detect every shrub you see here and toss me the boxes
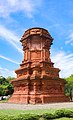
[55,109,73,118]
[0,115,17,120]
[42,113,56,119]
[64,109,73,118]
[0,114,40,120]
[55,109,65,118]
[17,114,39,120]
[0,109,73,120]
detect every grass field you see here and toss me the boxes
[55,118,73,120]
[0,108,55,115]
[0,108,73,114]
[0,99,7,103]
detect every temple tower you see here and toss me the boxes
[9,28,69,104]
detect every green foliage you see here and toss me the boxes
[42,113,56,119]
[0,114,39,120]
[0,76,6,84]
[55,109,66,118]
[0,86,5,96]
[64,74,73,99]
[0,76,14,97]
[0,109,73,120]
[17,114,39,120]
[55,109,73,118]
[41,109,73,119]
[6,76,15,82]
[66,74,73,81]
[64,110,73,117]
[0,114,17,120]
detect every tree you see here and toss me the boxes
[0,76,14,97]
[6,84,14,95]
[0,86,5,96]
[6,76,15,82]
[0,76,6,84]
[65,74,73,101]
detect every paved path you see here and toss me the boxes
[0,102,73,110]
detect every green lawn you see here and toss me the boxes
[0,108,55,115]
[0,99,8,103]
[55,118,73,120]
[0,108,73,115]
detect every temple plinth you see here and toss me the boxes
[9,27,69,104]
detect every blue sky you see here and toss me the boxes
[0,0,73,78]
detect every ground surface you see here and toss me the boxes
[0,102,73,110]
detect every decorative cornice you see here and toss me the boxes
[20,27,53,42]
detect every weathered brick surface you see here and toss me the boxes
[8,28,69,104]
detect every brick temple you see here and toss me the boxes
[9,27,69,104]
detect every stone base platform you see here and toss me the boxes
[8,78,69,104]
[9,94,69,104]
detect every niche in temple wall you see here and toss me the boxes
[30,36,41,50]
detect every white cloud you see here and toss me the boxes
[0,66,16,77]
[0,25,22,53]
[0,50,73,78]
[0,25,19,43]
[0,0,43,18]
[65,32,73,45]
[0,54,19,64]
[51,50,73,78]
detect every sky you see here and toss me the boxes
[0,0,73,78]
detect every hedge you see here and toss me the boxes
[0,109,73,120]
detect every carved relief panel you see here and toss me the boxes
[30,51,41,61]
[43,81,64,94]
[30,28,42,35]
